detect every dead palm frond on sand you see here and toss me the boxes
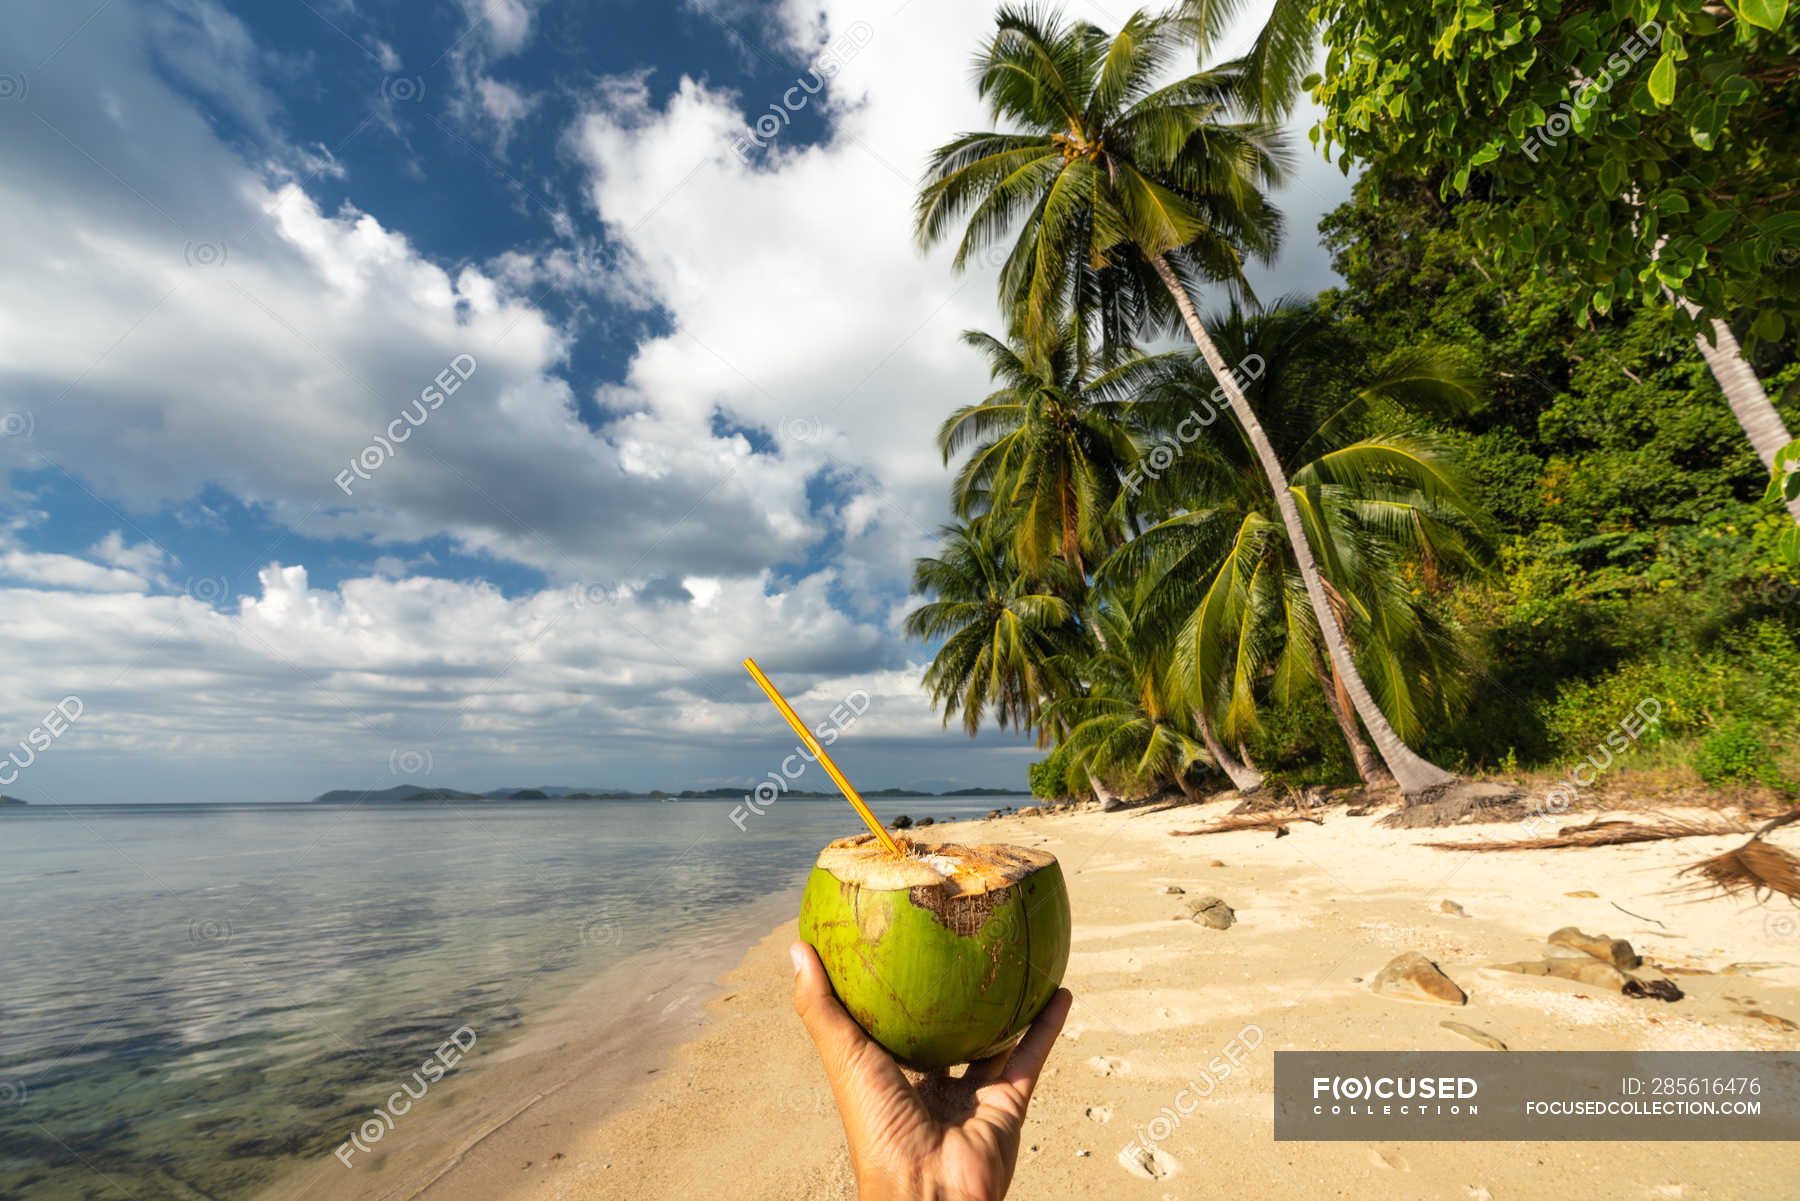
[1673,809,1800,905]
[1422,816,1753,852]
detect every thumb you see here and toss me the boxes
[790,941,874,1070]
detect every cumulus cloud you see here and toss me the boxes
[0,562,984,799]
[0,2,822,587]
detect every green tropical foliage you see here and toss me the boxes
[1035,594,1210,799]
[941,326,1178,573]
[904,516,1078,738]
[902,4,1800,803]
[1309,0,1800,343]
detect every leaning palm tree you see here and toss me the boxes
[941,324,1181,576]
[904,515,1079,739]
[1109,302,1488,791]
[917,7,1461,799]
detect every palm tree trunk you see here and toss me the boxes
[1197,709,1263,794]
[1152,253,1457,800]
[1674,299,1800,525]
[1313,647,1395,790]
[1089,774,1127,812]
[1642,225,1800,526]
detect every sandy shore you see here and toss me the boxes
[414,798,1798,1200]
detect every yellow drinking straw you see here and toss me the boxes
[742,657,903,858]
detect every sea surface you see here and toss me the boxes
[0,795,1009,1201]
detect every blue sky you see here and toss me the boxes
[0,0,1350,803]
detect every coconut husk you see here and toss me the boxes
[1671,810,1800,905]
[1423,816,1752,852]
[1171,812,1323,837]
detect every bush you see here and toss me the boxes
[1028,756,1073,800]
[1691,720,1788,790]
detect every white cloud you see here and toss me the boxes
[0,550,152,594]
[0,0,1342,800]
[468,0,532,55]
[0,2,822,587]
[0,562,969,794]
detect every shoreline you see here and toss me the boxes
[254,887,801,1201]
[448,798,1799,1201]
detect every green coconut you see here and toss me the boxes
[798,833,1071,1070]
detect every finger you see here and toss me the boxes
[790,941,872,1064]
[960,1046,1014,1087]
[991,989,1072,1109]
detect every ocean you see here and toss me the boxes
[0,794,1010,1200]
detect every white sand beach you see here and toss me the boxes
[376,797,1800,1201]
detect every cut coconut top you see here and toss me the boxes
[816,834,1056,897]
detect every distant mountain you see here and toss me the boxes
[309,783,1029,804]
[900,779,1027,796]
[478,785,601,798]
[0,795,26,806]
[310,785,486,804]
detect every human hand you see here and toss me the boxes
[790,940,1073,1201]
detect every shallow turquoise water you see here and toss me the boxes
[0,795,1000,1201]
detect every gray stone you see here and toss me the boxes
[1184,895,1236,929]
[1440,1021,1507,1051]
[1372,952,1466,1006]
[1547,926,1640,969]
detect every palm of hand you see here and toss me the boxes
[791,941,1071,1201]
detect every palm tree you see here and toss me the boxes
[904,515,1078,738]
[1034,589,1211,801]
[917,7,1463,799]
[941,325,1180,576]
[1107,302,1488,791]
[1172,0,1315,119]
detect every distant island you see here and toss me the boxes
[309,784,1030,804]
[0,795,26,806]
